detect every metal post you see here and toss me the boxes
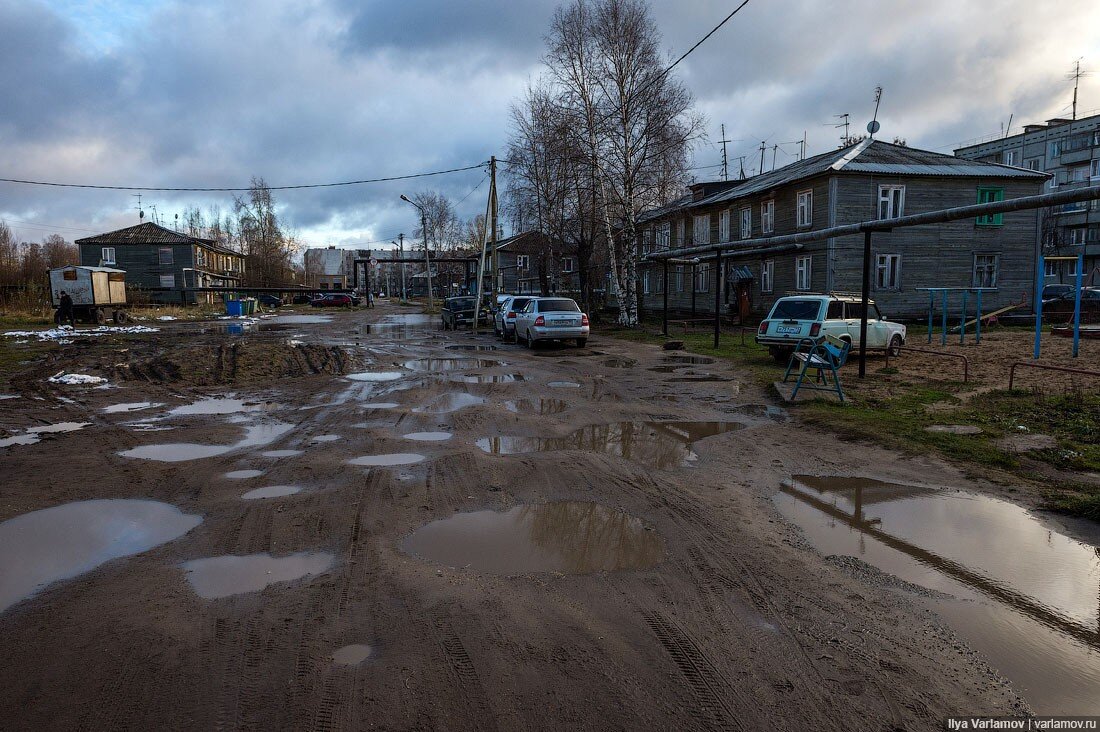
[960,290,968,345]
[422,212,433,310]
[859,230,872,377]
[975,288,983,344]
[1073,252,1084,357]
[927,290,933,344]
[713,250,722,348]
[399,234,407,302]
[662,260,669,336]
[941,290,948,346]
[691,263,697,318]
[1033,253,1044,360]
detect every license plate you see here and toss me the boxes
[776,325,801,334]
[549,320,577,328]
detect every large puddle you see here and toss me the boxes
[269,314,332,325]
[0,499,202,613]
[454,373,525,384]
[503,398,569,415]
[476,421,744,469]
[402,358,501,372]
[412,392,485,414]
[347,453,426,467]
[119,422,293,462]
[775,475,1100,714]
[182,552,335,599]
[401,501,664,574]
[103,401,164,414]
[1,422,91,448]
[168,398,280,417]
[346,371,405,382]
[242,485,301,500]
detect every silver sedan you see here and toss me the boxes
[514,297,590,348]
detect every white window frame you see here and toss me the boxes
[1068,228,1087,246]
[972,253,999,289]
[693,214,710,245]
[562,257,575,273]
[878,185,905,220]
[1044,259,1059,278]
[673,265,684,293]
[875,253,902,291]
[1026,158,1041,171]
[158,247,174,265]
[1092,159,1100,180]
[642,270,650,295]
[796,190,812,228]
[761,200,775,234]
[795,255,812,291]
[101,247,116,265]
[642,227,653,254]
[159,274,176,288]
[694,264,709,293]
[516,255,529,269]
[1003,150,1018,166]
[675,219,686,247]
[1071,166,1090,183]
[760,259,774,294]
[718,209,731,243]
[1050,141,1062,157]
[739,207,751,239]
[657,221,671,249]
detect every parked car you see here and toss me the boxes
[441,296,490,330]
[291,292,315,305]
[514,297,590,348]
[255,294,283,308]
[1042,283,1075,303]
[756,294,906,362]
[494,295,535,341]
[310,293,354,308]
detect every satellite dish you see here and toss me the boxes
[867,120,881,135]
[139,210,144,220]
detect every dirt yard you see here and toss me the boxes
[0,301,1080,729]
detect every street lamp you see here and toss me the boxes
[391,236,407,303]
[400,194,433,310]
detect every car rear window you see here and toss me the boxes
[510,298,532,310]
[539,299,580,313]
[451,298,475,308]
[771,299,821,321]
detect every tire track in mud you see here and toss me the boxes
[429,604,501,732]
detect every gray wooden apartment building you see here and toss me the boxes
[636,140,1047,319]
[77,222,245,304]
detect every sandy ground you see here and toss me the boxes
[0,301,1034,730]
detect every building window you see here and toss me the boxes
[159,274,175,289]
[1003,150,1018,166]
[760,259,774,293]
[739,207,751,239]
[1026,158,1041,171]
[718,209,730,243]
[642,228,653,254]
[1067,256,1079,276]
[516,255,529,269]
[655,266,664,293]
[562,257,575,273]
[158,247,174,265]
[875,254,901,290]
[1092,159,1100,179]
[693,214,710,245]
[878,185,905,220]
[1068,228,1088,245]
[673,265,684,292]
[976,187,1004,226]
[694,265,709,293]
[1050,141,1062,158]
[642,271,650,295]
[657,222,671,249]
[761,200,775,234]
[675,219,686,247]
[795,255,812,291]
[101,247,115,265]
[796,190,812,228]
[972,254,999,288]
[1044,259,1059,278]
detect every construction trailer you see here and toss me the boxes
[48,265,131,324]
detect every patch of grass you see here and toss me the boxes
[0,341,53,389]
[0,313,53,329]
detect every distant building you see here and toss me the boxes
[495,231,578,295]
[303,246,347,290]
[76,222,244,304]
[635,139,1047,319]
[955,114,1100,282]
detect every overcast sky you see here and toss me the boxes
[2,0,1098,252]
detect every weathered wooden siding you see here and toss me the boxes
[79,243,196,303]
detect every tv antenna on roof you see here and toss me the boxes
[867,86,883,138]
[132,193,144,221]
[1067,58,1092,120]
[834,114,850,147]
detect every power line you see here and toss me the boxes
[0,162,489,193]
[663,0,752,78]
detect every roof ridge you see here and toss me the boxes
[830,138,874,170]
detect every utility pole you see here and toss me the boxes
[758,142,766,178]
[718,124,731,180]
[400,195,432,310]
[771,144,778,172]
[802,131,807,161]
[490,156,499,297]
[1071,58,1084,120]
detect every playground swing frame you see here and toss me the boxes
[1033,252,1085,359]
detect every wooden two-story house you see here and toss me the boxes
[636,140,1048,319]
[77,222,245,304]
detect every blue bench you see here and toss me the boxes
[782,334,850,402]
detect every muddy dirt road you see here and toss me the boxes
[0,302,1069,729]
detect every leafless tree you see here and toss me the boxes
[42,234,78,269]
[234,178,299,287]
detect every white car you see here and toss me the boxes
[514,297,590,348]
[756,294,906,362]
[494,295,536,342]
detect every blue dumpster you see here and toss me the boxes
[226,299,243,317]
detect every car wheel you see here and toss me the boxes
[526,330,535,348]
[576,338,587,348]
[888,334,903,357]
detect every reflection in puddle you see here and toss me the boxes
[403,431,452,441]
[0,499,202,613]
[346,371,405,382]
[446,344,497,351]
[776,475,1100,714]
[168,398,279,417]
[119,422,294,462]
[602,357,638,368]
[311,434,342,442]
[402,358,501,372]
[332,644,373,665]
[362,402,400,409]
[664,355,715,365]
[547,381,581,388]
[182,552,335,599]
[347,453,426,467]
[503,398,569,415]
[103,401,164,414]
[0,434,41,448]
[454,373,525,384]
[261,449,302,458]
[270,314,332,325]
[242,485,302,500]
[412,392,485,414]
[476,421,744,469]
[225,469,264,479]
[401,502,664,574]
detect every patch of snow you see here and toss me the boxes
[2,325,159,342]
[157,315,178,321]
[48,372,108,386]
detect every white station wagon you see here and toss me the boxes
[756,294,906,362]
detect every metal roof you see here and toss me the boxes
[76,221,216,246]
[52,265,126,273]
